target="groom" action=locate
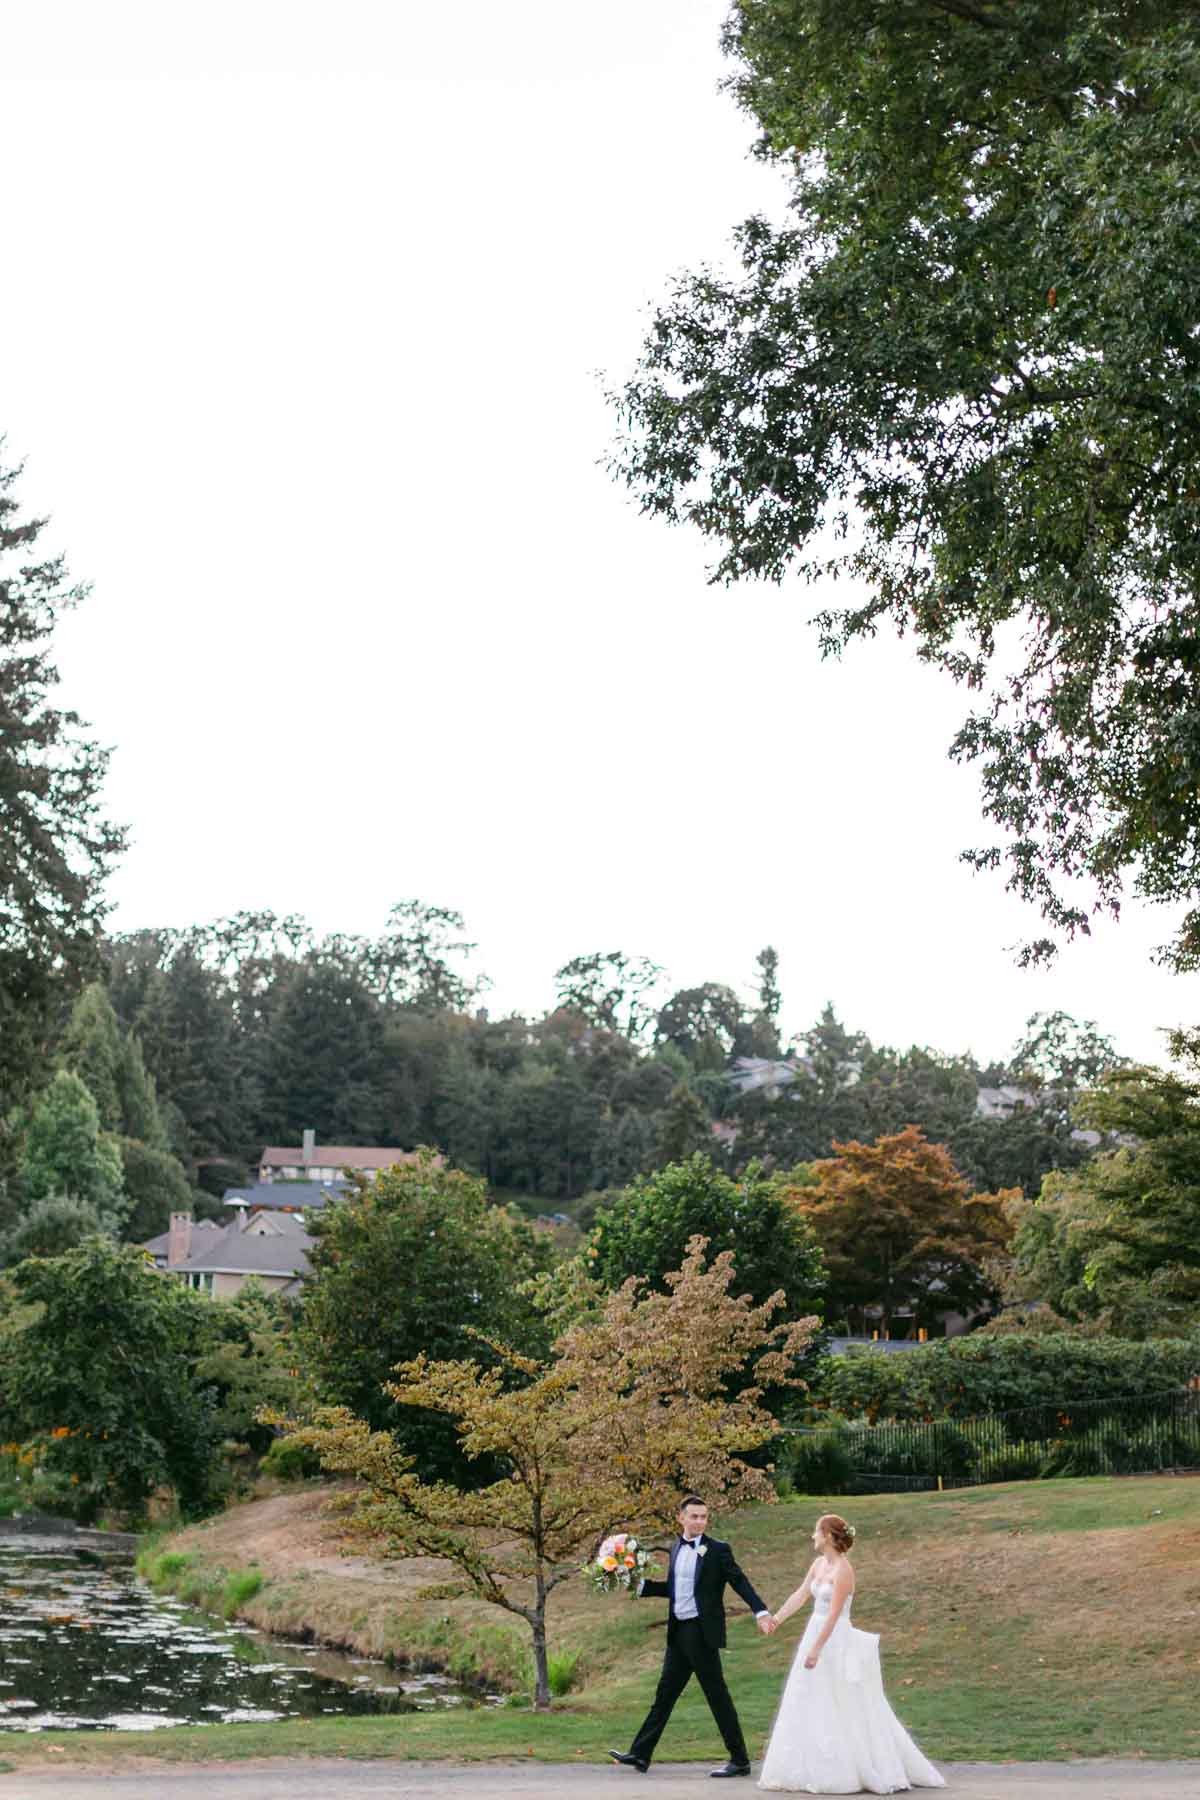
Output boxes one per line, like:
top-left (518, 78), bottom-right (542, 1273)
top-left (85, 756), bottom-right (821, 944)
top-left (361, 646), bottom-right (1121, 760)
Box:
top-left (610, 1494), bottom-right (774, 1779)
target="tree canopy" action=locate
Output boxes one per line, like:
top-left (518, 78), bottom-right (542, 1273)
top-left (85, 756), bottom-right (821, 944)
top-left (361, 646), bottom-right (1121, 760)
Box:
top-left (1008, 1042), bottom-right (1200, 1335)
top-left (296, 1153), bottom-right (552, 1480)
top-left (20, 1070), bottom-right (125, 1226)
top-left (589, 1153), bottom-right (826, 1351)
top-left (0, 1239), bottom-right (219, 1517)
top-left (611, 2), bottom-right (1200, 965)
top-left (796, 1126), bottom-right (1017, 1334)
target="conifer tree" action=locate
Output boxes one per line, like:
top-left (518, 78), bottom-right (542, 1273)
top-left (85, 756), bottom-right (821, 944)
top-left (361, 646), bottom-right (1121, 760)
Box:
top-left (0, 452), bottom-right (124, 1125)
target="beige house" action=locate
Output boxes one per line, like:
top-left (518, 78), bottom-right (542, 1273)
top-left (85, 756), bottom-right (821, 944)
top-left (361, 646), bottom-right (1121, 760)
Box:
top-left (258, 1128), bottom-right (421, 1185)
top-left (146, 1209), bottom-right (313, 1299)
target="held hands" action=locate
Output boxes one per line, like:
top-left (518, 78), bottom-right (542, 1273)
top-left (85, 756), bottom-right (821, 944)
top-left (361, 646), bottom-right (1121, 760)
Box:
top-left (757, 1614), bottom-right (778, 1636)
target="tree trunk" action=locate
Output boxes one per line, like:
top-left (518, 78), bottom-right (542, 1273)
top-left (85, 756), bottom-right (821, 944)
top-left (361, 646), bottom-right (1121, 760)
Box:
top-left (531, 1608), bottom-right (551, 1711)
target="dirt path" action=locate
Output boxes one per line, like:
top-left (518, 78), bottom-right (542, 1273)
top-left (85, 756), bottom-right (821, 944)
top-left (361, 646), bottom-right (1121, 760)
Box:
top-left (3, 1761), bottom-right (1196, 1799)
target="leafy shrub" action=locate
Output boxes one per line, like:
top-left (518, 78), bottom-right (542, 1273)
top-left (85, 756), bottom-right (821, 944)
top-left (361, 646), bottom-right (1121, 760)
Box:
top-left (259, 1435), bottom-right (324, 1482)
top-left (149, 1550), bottom-right (195, 1589)
top-left (788, 1429), bottom-right (857, 1495)
top-left (222, 1567), bottom-right (264, 1617)
top-left (1039, 1436), bottom-right (1111, 1478)
top-left (979, 1438), bottom-right (1045, 1482)
top-left (178, 1568), bottom-right (224, 1610)
top-left (546, 1648), bottom-right (583, 1696)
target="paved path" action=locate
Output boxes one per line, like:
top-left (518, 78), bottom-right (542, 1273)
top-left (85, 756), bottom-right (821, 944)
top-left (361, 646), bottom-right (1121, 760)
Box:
top-left (2, 1761), bottom-right (1196, 1800)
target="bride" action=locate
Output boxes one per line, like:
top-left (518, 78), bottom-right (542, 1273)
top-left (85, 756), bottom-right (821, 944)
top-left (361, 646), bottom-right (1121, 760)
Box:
top-left (758, 1513), bottom-right (944, 1795)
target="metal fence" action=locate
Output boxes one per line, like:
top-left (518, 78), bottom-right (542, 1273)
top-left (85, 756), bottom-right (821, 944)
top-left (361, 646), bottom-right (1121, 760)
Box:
top-left (784, 1386), bottom-right (1200, 1494)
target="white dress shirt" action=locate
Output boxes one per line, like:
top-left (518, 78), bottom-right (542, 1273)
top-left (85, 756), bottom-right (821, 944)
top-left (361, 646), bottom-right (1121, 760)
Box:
top-left (673, 1537), bottom-right (702, 1620)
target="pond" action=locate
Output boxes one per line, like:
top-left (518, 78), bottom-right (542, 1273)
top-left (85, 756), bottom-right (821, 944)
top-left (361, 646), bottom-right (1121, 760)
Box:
top-left (0, 1524), bottom-right (487, 1732)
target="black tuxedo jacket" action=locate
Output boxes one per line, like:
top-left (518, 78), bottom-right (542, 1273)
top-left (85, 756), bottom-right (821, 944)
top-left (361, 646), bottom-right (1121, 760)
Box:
top-left (639, 1534), bottom-right (767, 1651)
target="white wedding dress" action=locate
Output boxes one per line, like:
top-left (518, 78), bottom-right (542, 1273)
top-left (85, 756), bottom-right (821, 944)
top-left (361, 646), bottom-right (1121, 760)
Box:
top-left (758, 1581), bottom-right (944, 1794)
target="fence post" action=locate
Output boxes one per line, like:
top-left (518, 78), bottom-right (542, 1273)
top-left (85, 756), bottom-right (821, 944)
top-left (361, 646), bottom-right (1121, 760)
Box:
top-left (937, 1475), bottom-right (943, 1492)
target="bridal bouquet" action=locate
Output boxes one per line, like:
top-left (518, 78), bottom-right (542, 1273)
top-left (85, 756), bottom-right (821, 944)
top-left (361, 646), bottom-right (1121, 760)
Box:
top-left (584, 1532), bottom-right (656, 1596)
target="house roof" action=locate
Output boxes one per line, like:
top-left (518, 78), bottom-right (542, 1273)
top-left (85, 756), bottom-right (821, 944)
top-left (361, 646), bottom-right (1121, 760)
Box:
top-left (177, 1214), bottom-right (313, 1278)
top-left (223, 1182), bottom-right (342, 1211)
top-left (142, 1219), bottom-right (224, 1260)
top-left (259, 1144), bottom-right (420, 1171)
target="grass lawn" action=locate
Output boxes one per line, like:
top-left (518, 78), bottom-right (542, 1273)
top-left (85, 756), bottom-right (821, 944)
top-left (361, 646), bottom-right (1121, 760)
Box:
top-left (1, 1473), bottom-right (1197, 1774)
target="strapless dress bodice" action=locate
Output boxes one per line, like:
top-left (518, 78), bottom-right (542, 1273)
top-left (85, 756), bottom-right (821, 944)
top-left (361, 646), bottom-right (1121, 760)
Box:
top-left (812, 1579), bottom-right (851, 1618)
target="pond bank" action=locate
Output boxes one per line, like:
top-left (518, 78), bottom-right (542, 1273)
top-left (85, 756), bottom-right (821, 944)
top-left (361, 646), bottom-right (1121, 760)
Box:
top-left (140, 1487), bottom-right (529, 1695)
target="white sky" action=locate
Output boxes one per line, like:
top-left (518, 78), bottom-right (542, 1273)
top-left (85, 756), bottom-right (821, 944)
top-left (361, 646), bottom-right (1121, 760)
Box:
top-left (3, 0), bottom-right (1196, 1068)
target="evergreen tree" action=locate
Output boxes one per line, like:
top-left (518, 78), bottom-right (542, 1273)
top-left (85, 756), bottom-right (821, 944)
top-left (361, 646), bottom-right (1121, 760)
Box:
top-left (118, 943), bottom-right (247, 1163)
top-left (433, 1042), bottom-right (497, 1177)
top-left (59, 982), bottom-right (125, 1131)
top-left (260, 956), bottom-right (387, 1144)
top-left (21, 1070), bottom-right (126, 1225)
top-left (0, 452), bottom-right (124, 1129)
top-left (751, 944), bottom-right (783, 1056)
top-left (118, 1031), bottom-right (169, 1149)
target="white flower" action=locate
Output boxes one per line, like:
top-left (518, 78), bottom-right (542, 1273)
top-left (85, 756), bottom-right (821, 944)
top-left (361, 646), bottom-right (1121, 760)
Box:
top-left (697, 1544), bottom-right (708, 1557)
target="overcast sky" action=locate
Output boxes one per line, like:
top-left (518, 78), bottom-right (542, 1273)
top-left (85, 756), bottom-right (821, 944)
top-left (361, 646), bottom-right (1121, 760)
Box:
top-left (3, 0), bottom-right (1196, 1068)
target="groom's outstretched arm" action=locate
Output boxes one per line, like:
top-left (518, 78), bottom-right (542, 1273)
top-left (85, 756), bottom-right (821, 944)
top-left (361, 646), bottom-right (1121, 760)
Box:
top-left (638, 1575), bottom-right (670, 1599)
top-left (723, 1544), bottom-right (769, 1620)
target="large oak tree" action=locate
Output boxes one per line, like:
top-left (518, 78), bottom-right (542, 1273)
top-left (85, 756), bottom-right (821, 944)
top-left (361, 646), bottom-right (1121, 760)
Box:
top-left (612, 2), bottom-right (1200, 965)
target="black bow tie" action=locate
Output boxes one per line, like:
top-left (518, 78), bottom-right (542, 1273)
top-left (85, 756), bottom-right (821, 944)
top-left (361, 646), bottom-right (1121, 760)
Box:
top-left (680, 1537), bottom-right (701, 1547)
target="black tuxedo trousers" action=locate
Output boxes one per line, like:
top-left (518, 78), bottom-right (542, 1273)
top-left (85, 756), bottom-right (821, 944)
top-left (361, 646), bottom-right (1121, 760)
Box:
top-left (629, 1618), bottom-right (749, 1766)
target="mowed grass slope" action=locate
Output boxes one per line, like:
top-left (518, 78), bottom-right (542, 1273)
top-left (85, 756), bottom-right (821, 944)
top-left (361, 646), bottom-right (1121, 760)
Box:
top-left (2, 1474), bottom-right (1197, 1773)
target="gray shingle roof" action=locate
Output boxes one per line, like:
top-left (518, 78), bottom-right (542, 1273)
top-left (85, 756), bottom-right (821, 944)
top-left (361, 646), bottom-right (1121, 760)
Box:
top-left (222, 1182), bottom-right (341, 1211)
top-left (142, 1219), bottom-right (223, 1259)
top-left (176, 1215), bottom-right (313, 1278)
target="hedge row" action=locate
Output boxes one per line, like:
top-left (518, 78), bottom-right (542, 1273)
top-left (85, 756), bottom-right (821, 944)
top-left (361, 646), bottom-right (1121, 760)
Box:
top-left (805, 1331), bottom-right (1200, 1424)
top-left (786, 1406), bottom-right (1200, 1494)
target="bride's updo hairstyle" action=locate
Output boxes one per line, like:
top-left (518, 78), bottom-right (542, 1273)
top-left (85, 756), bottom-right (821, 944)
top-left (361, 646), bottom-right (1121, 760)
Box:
top-left (817, 1514), bottom-right (856, 1554)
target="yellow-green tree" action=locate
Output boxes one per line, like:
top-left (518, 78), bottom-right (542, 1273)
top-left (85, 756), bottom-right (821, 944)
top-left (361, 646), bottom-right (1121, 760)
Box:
top-left (274, 1238), bottom-right (817, 1709)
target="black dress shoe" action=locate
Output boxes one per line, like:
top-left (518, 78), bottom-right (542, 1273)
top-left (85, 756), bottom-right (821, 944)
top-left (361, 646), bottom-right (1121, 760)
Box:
top-left (709, 1763), bottom-right (752, 1778)
top-left (609, 1750), bottom-right (649, 1772)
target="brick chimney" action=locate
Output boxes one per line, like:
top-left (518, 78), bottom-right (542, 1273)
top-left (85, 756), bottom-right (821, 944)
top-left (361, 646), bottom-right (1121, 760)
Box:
top-left (167, 1211), bottom-right (193, 1268)
top-left (302, 1128), bottom-right (315, 1169)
